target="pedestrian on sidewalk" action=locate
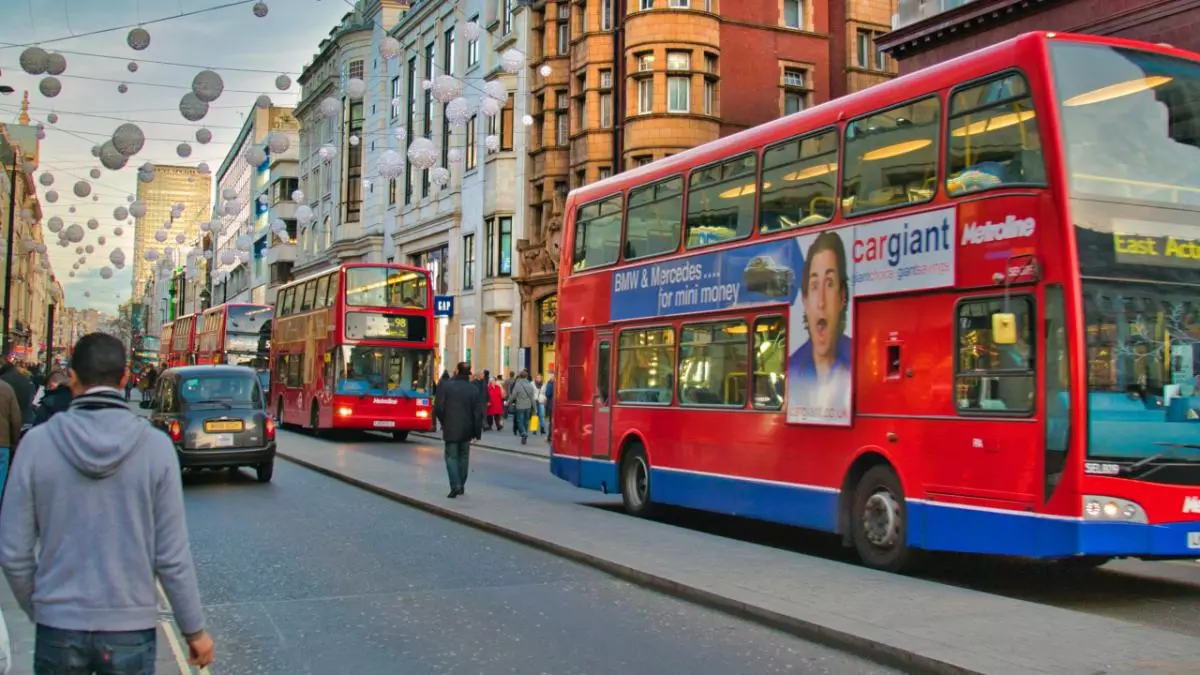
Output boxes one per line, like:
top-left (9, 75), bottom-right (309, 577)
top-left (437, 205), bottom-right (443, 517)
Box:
top-left (433, 361), bottom-right (484, 499)
top-left (0, 363), bottom-right (34, 428)
top-left (543, 373), bottom-right (555, 437)
top-left (31, 370), bottom-right (71, 428)
top-left (0, 333), bottom-right (215, 674)
top-left (533, 374), bottom-right (546, 436)
top-left (0, 378), bottom-right (22, 508)
top-left (504, 371), bottom-right (518, 435)
top-left (486, 376), bottom-right (505, 431)
top-left (507, 369), bottom-right (537, 445)
top-left (433, 370), bottom-right (450, 433)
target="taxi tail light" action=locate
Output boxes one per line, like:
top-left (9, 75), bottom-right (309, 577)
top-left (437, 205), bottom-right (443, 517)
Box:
top-left (167, 420), bottom-right (183, 443)
top-left (264, 416), bottom-right (276, 441)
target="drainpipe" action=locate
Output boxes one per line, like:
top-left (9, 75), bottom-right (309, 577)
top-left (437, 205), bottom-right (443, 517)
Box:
top-left (613, 0), bottom-right (627, 174)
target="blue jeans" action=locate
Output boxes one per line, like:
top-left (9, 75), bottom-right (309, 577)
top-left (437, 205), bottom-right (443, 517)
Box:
top-left (444, 441), bottom-right (470, 491)
top-left (535, 402), bottom-right (546, 433)
top-left (34, 625), bottom-right (156, 675)
top-left (513, 408), bottom-right (532, 437)
top-left (0, 446), bottom-right (10, 508)
top-left (544, 402), bottom-right (552, 435)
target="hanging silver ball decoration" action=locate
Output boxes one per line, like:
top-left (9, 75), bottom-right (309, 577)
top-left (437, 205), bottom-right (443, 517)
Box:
top-left (73, 180), bottom-right (91, 198)
top-left (345, 78), bottom-right (366, 100)
top-left (195, 128), bottom-right (212, 144)
top-left (179, 93), bottom-right (209, 122)
top-left (253, 2), bottom-right (269, 18)
top-left (45, 52), bottom-right (67, 76)
top-left (118, 83), bottom-right (129, 94)
top-left (89, 168), bottom-right (101, 179)
top-left (500, 48), bottom-right (524, 74)
top-left (38, 173), bottom-right (54, 187)
top-left (275, 74), bottom-right (291, 91)
top-left (19, 47), bottom-right (49, 75)
top-left (431, 167), bottom-right (451, 187)
top-left (39, 77), bottom-right (62, 98)
top-left (127, 61), bottom-right (139, 73)
top-left (47, 112), bottom-right (59, 124)
top-left (267, 131), bottom-right (290, 154)
top-left (44, 190), bottom-right (58, 203)
top-left (127, 27), bottom-right (151, 51)
top-left (319, 97), bottom-right (340, 118)
top-left (112, 123), bottom-right (146, 156)
top-left (191, 69), bottom-right (224, 103)
top-left (177, 143), bottom-right (193, 158)
top-left (255, 94), bottom-right (272, 109)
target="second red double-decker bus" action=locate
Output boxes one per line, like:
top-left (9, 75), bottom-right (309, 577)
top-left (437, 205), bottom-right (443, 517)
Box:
top-left (164, 314), bottom-right (197, 367)
top-left (551, 31), bottom-right (1200, 571)
top-left (196, 303), bottom-right (273, 369)
top-left (269, 263), bottom-right (436, 440)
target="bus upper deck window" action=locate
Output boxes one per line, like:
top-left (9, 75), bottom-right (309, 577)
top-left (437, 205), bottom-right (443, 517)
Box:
top-left (947, 73), bottom-right (1046, 195)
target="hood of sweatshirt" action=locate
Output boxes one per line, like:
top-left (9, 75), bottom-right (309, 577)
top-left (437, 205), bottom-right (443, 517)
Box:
top-left (45, 401), bottom-right (150, 479)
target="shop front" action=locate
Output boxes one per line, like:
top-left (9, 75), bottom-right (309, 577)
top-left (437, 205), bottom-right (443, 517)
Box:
top-left (538, 294), bottom-right (556, 378)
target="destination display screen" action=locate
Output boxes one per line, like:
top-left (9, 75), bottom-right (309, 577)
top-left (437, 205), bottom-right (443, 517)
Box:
top-left (1113, 230), bottom-right (1200, 269)
top-left (345, 312), bottom-right (428, 342)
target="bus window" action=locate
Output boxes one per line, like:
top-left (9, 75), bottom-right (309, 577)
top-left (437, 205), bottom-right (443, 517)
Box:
top-left (315, 274), bottom-right (330, 309)
top-left (956, 296), bottom-right (1035, 413)
top-left (282, 287), bottom-right (297, 315)
top-left (345, 267), bottom-right (429, 308)
top-left (752, 316), bottom-right (786, 410)
top-left (625, 176), bottom-right (683, 260)
top-left (572, 195), bottom-right (623, 271)
top-left (947, 72), bottom-right (1045, 195)
top-left (616, 327), bottom-right (675, 404)
top-left (760, 130), bottom-right (839, 233)
top-left (301, 280), bottom-right (316, 312)
top-left (686, 153), bottom-right (757, 248)
top-left (325, 273), bottom-right (339, 307)
top-left (842, 96), bottom-right (941, 216)
top-left (678, 320), bottom-right (748, 407)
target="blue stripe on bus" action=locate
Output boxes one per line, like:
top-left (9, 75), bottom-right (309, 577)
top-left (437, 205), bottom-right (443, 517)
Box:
top-left (549, 456), bottom-right (1200, 558)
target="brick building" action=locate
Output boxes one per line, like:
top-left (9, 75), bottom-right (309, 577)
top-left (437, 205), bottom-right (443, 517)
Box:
top-left (516, 0), bottom-right (898, 376)
top-left (879, 0), bottom-right (1200, 73)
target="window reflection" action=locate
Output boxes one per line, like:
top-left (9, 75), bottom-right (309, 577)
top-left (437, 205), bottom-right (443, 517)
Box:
top-left (345, 267), bottom-right (429, 309)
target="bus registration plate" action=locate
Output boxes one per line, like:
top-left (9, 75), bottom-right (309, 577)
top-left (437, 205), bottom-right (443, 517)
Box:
top-left (373, 420), bottom-right (396, 428)
top-left (1188, 532), bottom-right (1200, 550)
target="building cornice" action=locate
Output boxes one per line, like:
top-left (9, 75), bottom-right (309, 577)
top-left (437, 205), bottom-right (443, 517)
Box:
top-left (879, 0), bottom-right (1060, 56)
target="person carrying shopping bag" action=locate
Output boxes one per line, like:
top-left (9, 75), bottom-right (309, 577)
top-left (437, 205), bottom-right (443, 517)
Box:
top-left (533, 375), bottom-right (546, 436)
top-left (506, 369), bottom-right (537, 445)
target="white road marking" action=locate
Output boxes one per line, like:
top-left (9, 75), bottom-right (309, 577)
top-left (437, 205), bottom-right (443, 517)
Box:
top-left (156, 579), bottom-right (209, 674)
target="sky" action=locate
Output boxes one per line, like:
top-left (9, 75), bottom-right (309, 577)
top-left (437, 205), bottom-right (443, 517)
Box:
top-left (0, 0), bottom-right (355, 314)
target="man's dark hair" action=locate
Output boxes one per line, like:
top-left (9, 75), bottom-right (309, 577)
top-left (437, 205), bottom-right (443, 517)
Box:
top-left (70, 333), bottom-right (127, 387)
top-left (800, 231), bottom-right (850, 334)
top-left (455, 361), bottom-right (471, 378)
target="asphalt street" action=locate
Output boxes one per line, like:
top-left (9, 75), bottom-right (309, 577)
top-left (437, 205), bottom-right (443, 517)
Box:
top-left (180, 448), bottom-right (898, 675)
top-left (281, 428), bottom-right (1200, 640)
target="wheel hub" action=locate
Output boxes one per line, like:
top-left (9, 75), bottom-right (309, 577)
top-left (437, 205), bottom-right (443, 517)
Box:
top-left (626, 457), bottom-right (649, 507)
top-left (862, 490), bottom-right (901, 548)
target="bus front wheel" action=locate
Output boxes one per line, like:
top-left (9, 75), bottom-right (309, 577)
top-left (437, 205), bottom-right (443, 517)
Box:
top-left (852, 465), bottom-right (917, 573)
top-left (620, 445), bottom-right (655, 518)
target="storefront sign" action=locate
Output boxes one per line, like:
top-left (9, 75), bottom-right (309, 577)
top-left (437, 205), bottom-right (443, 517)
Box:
top-left (434, 295), bottom-right (454, 318)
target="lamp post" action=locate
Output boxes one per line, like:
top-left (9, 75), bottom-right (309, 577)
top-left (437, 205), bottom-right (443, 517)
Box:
top-left (2, 143), bottom-right (18, 360)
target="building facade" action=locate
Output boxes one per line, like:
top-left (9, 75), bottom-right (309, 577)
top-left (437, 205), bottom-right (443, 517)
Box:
top-left (879, 0), bottom-right (1200, 72)
top-left (212, 105), bottom-right (301, 306)
top-left (514, 0), bottom-right (900, 378)
top-left (131, 165), bottom-right (211, 300)
top-left (293, 5), bottom-right (380, 280)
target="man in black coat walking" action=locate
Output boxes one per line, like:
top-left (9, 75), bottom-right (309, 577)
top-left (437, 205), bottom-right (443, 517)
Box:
top-left (434, 362), bottom-right (484, 499)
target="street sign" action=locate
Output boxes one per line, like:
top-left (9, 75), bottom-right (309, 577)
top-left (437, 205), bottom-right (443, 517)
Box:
top-left (434, 295), bottom-right (454, 318)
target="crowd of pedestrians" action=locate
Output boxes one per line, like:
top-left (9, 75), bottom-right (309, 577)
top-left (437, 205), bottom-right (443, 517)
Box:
top-left (0, 335), bottom-right (213, 674)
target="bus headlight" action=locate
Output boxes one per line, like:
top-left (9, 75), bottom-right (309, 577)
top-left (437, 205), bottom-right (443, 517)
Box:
top-left (1082, 495), bottom-right (1147, 523)
top-left (336, 406), bottom-right (354, 417)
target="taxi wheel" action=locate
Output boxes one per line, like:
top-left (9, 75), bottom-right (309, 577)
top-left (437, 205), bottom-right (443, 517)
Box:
top-left (392, 430), bottom-right (409, 442)
top-left (256, 461), bottom-right (274, 483)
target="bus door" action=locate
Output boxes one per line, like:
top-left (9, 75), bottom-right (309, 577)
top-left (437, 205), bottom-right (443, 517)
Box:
top-left (592, 332), bottom-right (613, 459)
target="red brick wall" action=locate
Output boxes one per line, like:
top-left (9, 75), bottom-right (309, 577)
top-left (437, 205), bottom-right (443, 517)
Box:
top-left (895, 0), bottom-right (1200, 73)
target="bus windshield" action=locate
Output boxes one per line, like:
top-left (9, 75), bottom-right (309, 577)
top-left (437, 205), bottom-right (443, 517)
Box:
top-left (344, 267), bottom-right (428, 309)
top-left (333, 345), bottom-right (432, 397)
top-left (1052, 41), bottom-right (1200, 207)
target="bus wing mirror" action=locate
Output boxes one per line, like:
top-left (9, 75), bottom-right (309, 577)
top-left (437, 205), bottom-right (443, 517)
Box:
top-left (992, 313), bottom-right (1017, 345)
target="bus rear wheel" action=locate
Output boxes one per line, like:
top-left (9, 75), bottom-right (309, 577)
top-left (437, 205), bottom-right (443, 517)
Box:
top-left (620, 445), bottom-right (655, 518)
top-left (852, 465), bottom-right (917, 573)
top-left (392, 430), bottom-right (409, 442)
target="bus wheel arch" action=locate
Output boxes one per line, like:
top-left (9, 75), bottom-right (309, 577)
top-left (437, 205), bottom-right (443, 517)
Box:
top-left (840, 452), bottom-right (919, 573)
top-left (617, 434), bottom-right (654, 518)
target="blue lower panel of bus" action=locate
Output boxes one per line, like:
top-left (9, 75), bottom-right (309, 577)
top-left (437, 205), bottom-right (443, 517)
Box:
top-left (549, 456), bottom-right (1200, 558)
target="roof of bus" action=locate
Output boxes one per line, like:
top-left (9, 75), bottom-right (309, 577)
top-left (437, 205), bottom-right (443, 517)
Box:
top-left (279, 261), bottom-right (431, 290)
top-left (202, 302), bottom-right (271, 313)
top-left (567, 30), bottom-right (1196, 207)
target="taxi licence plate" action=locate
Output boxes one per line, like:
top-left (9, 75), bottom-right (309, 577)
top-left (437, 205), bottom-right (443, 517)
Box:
top-left (205, 420), bottom-right (244, 433)
top-left (373, 420), bottom-right (396, 428)
top-left (214, 434), bottom-right (235, 448)
top-left (1188, 532), bottom-right (1200, 550)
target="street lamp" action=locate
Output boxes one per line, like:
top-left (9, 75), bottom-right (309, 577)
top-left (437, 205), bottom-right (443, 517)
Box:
top-left (1, 139), bottom-right (18, 359)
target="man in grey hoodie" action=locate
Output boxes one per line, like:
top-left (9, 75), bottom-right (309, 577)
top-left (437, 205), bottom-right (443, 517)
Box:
top-left (0, 333), bottom-right (215, 673)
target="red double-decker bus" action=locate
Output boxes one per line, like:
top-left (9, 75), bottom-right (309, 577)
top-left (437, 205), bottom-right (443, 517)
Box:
top-left (195, 303), bottom-right (273, 369)
top-left (158, 322), bottom-right (174, 365)
top-left (551, 32), bottom-right (1200, 571)
top-left (164, 314), bottom-right (197, 367)
top-left (269, 263), bottom-right (436, 440)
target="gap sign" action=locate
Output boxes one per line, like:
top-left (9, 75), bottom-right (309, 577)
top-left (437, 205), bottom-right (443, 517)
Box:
top-left (434, 295), bottom-right (454, 318)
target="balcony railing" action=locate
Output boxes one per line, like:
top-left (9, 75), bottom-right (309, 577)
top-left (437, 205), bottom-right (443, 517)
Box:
top-left (893, 0), bottom-right (980, 29)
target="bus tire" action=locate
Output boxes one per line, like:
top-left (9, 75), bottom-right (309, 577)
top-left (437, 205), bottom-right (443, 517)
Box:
top-left (392, 430), bottom-right (409, 442)
top-left (851, 465), bottom-right (917, 573)
top-left (620, 445), bottom-right (655, 518)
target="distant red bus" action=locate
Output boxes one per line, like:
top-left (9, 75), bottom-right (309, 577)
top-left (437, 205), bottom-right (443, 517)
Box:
top-left (195, 303), bottom-right (273, 369)
top-left (164, 314), bottom-right (197, 367)
top-left (550, 32), bottom-right (1200, 571)
top-left (158, 322), bottom-right (174, 365)
top-left (269, 263), bottom-right (436, 440)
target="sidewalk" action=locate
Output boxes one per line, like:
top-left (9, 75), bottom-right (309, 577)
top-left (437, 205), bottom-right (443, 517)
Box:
top-left (412, 426), bottom-right (551, 459)
top-left (0, 577), bottom-right (183, 674)
top-left (277, 439), bottom-right (1200, 675)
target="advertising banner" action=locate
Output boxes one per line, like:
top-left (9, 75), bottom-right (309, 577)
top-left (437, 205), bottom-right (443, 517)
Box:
top-left (852, 207), bottom-right (956, 297)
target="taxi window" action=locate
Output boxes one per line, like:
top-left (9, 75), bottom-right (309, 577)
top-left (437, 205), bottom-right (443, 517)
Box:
top-left (178, 375), bottom-right (263, 408)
